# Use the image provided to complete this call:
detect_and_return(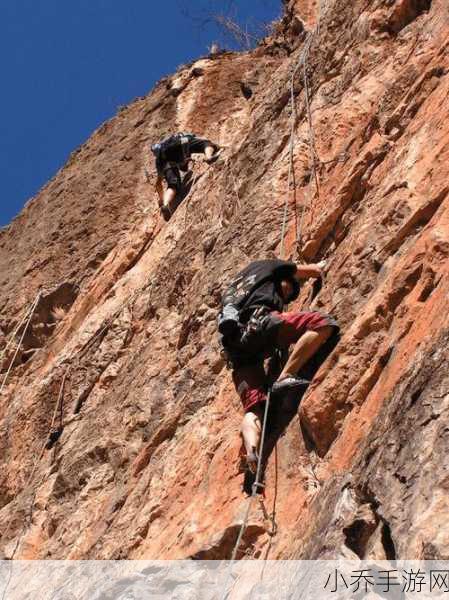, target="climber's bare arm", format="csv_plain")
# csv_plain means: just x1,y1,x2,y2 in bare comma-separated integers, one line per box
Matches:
204,143,215,161
295,262,325,280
